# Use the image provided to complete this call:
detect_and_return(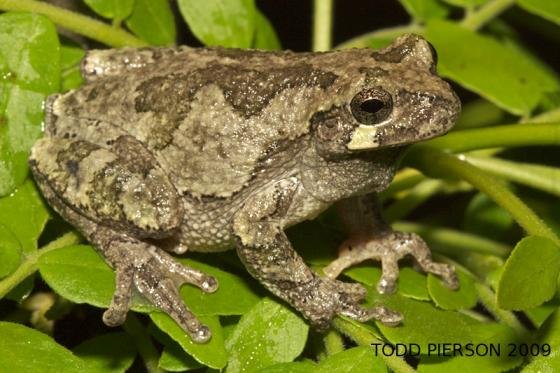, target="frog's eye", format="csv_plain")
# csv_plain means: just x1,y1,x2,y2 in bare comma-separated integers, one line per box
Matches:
350,88,392,125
